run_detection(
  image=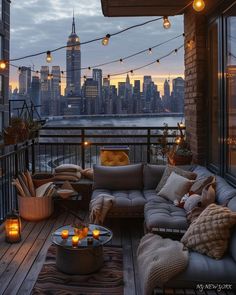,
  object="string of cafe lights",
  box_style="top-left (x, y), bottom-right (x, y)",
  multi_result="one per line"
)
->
top-left (12, 33), bottom-right (184, 76)
top-left (0, 0), bottom-right (206, 69)
top-left (10, 44), bottom-right (184, 82)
